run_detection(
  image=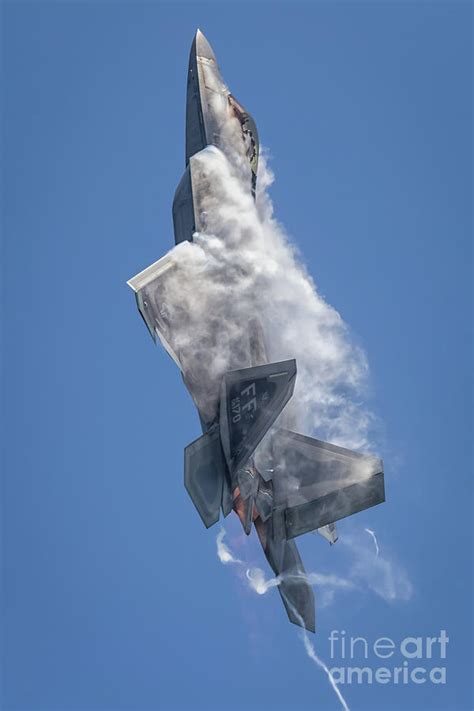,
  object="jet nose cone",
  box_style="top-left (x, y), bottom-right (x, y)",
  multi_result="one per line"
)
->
top-left (192, 28), bottom-right (217, 62)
